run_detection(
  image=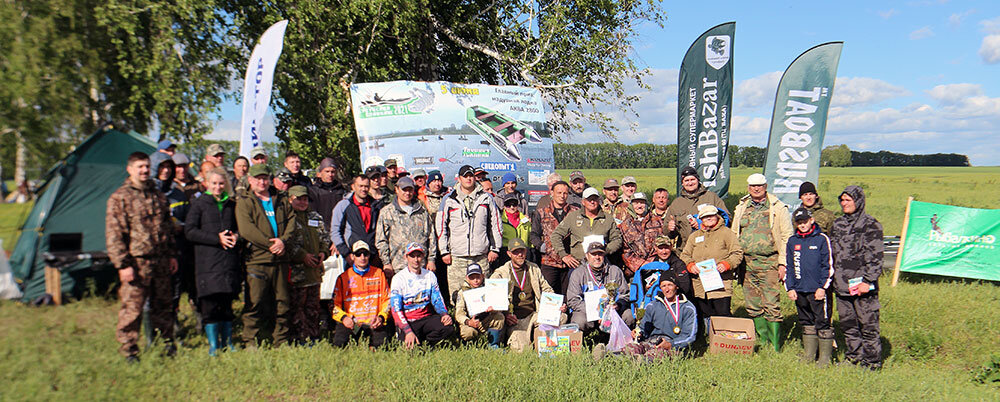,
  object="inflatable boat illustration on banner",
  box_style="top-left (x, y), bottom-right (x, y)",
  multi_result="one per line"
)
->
top-left (466, 105), bottom-right (543, 161)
